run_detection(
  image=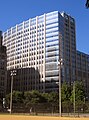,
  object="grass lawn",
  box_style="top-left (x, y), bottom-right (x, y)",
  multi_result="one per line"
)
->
top-left (0, 115), bottom-right (89, 120)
